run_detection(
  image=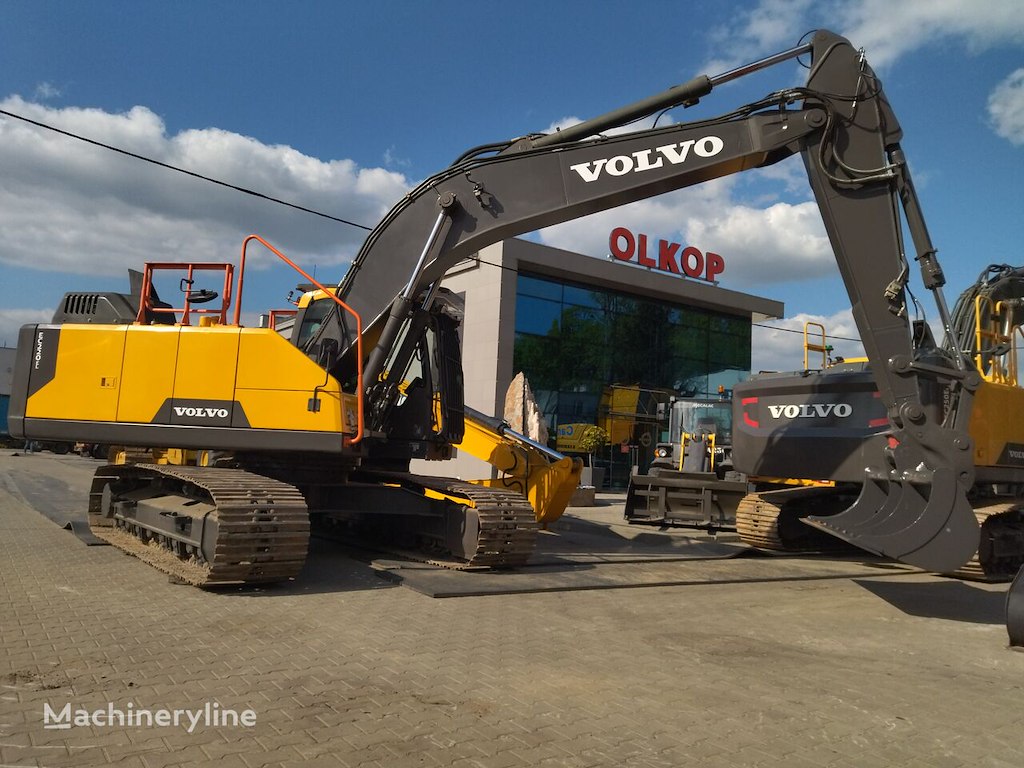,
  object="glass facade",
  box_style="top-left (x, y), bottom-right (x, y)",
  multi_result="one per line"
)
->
top-left (512, 272), bottom-right (751, 486)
